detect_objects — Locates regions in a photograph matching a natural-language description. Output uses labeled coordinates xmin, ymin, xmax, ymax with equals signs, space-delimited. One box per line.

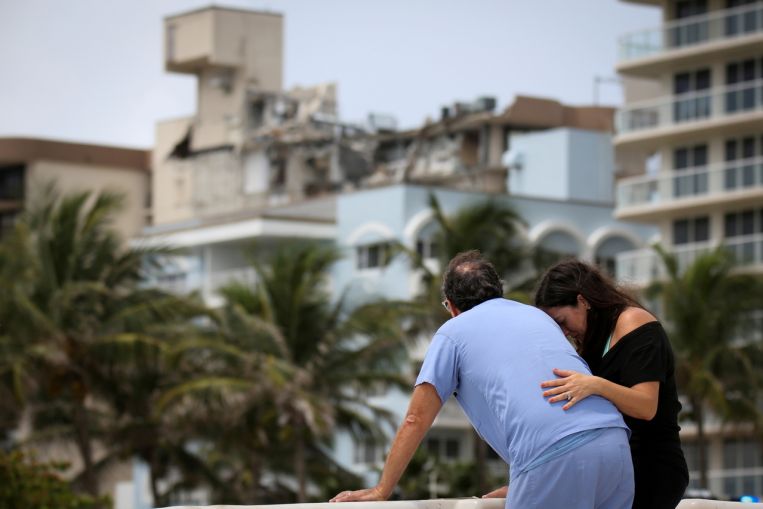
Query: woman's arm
xmin=541 ymin=369 xmax=659 ymax=421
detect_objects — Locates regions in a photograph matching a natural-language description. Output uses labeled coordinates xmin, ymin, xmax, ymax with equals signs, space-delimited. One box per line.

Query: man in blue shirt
xmin=331 ymin=251 xmax=634 ymax=508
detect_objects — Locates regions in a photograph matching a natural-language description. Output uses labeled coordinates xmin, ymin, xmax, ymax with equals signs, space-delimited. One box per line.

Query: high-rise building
xmin=613 ymin=0 xmax=763 ymax=498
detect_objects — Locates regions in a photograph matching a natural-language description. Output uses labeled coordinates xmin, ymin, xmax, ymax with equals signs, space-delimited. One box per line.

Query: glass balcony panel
xmin=617 ymin=79 xmax=763 ymax=135
xmin=620 ymin=3 xmax=763 ymax=61
xmin=614 ymin=236 xmax=763 ymax=284
xmin=617 ymin=158 xmax=763 ymax=212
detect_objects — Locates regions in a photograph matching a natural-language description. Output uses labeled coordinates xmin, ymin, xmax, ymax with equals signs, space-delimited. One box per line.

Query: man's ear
xmin=447 ymin=299 xmax=461 ymax=317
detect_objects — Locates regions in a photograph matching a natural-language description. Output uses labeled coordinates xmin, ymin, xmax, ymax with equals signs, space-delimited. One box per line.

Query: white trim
xmin=403 ymin=209 xmax=436 ymax=247
xmin=346 ymin=222 xmax=396 ymax=246
xmin=529 ymin=220 xmax=586 ymax=247
xmin=529 ymin=220 xmax=588 ymax=260
xmin=589 ymin=227 xmax=644 ymax=254
xmin=135 ymin=218 xmax=335 ymax=248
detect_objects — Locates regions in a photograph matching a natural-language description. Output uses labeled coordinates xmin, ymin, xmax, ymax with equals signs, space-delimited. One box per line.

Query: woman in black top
xmin=534 ymin=259 xmax=688 ymax=509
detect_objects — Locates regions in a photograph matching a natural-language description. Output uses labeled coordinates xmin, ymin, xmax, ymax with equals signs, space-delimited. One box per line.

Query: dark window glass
xmin=727 ymin=62 xmax=740 ymax=85
xmin=674 ymin=73 xmax=691 ymax=95
xmin=743 ymin=137 xmax=755 ymax=159
xmin=367 ymin=245 xmax=380 ymax=268
xmin=725 ymin=213 xmax=738 ymax=238
xmin=693 ymin=145 xmax=708 ymax=166
xmin=674 ymin=147 xmax=689 ymax=169
xmin=726 ymin=139 xmax=738 ymax=160
xmin=674 ymin=219 xmax=690 ymax=245
xmin=0 ymin=165 xmax=25 ymax=201
xmin=695 ymin=216 xmax=710 ymax=242
xmin=742 ymin=210 xmax=755 ymax=235
xmin=696 ymin=69 xmax=711 ymax=90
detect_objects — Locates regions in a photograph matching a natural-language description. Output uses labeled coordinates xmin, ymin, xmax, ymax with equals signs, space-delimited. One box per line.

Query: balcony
xmin=616 ymin=233 xmax=763 ymax=285
xmin=616 ymin=157 xmax=763 ymax=221
xmin=615 ymin=79 xmax=763 ymax=148
xmin=618 ymin=3 xmax=763 ymax=76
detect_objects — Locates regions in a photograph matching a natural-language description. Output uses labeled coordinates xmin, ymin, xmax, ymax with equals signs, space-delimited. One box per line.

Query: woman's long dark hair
xmin=534 ymin=259 xmax=642 ymax=372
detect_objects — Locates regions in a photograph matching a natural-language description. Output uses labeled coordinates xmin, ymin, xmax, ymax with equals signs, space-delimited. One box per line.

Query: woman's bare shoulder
xmin=617 ymin=307 xmax=658 ymax=335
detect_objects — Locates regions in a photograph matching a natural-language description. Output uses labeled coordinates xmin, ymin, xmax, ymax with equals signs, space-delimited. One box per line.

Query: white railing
xmin=160 ymin=497 xmax=763 ymax=509
xmin=616 ymin=78 xmax=763 ymax=135
xmin=619 ymin=2 xmax=763 ymax=61
xmin=616 ymin=234 xmax=763 ymax=284
xmin=616 ymin=157 xmax=763 ymax=209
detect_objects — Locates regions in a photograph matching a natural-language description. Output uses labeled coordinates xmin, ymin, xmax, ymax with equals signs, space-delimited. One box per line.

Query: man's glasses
xmin=441 ymin=300 xmax=450 ymax=311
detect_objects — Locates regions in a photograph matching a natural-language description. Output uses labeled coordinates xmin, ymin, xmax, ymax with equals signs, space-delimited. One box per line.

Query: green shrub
xmin=0 ymin=450 xmax=111 ymax=509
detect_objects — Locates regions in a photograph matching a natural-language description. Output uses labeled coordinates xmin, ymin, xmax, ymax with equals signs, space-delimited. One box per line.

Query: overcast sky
xmin=0 ymin=0 xmax=659 ymax=149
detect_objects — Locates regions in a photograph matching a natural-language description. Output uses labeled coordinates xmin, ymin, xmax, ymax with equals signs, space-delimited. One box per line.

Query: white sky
xmin=0 ymin=0 xmax=660 ymax=149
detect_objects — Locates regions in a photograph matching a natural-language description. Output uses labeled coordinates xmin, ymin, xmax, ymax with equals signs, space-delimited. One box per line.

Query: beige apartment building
xmin=0 ymin=137 xmax=150 ymax=239
xmin=613 ymin=0 xmax=763 ymax=499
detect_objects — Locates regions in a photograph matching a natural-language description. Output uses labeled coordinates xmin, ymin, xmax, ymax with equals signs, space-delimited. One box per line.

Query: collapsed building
xmin=151 ymin=6 xmax=615 ymax=232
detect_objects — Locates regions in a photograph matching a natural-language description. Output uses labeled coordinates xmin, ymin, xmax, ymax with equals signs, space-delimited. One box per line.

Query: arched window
xmin=594 ymin=236 xmax=637 ymax=277
xmin=535 ymin=230 xmax=582 ymax=269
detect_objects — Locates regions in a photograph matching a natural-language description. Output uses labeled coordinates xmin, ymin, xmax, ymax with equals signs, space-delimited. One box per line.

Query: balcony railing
xmin=619 ymin=2 xmax=763 ymax=61
xmin=616 ymin=233 xmax=763 ymax=284
xmin=617 ymin=78 xmax=763 ymax=135
xmin=617 ymin=157 xmax=763 ymax=210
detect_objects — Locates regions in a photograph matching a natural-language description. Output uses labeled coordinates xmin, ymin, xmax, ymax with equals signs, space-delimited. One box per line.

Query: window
xmin=671 ymin=0 xmax=708 ymax=47
xmin=724 ymin=207 xmax=763 ymax=264
xmin=416 ymin=238 xmax=439 ymax=260
xmin=725 ymin=0 xmax=761 ymax=37
xmin=724 ymin=135 xmax=763 ymax=190
xmin=672 ymin=216 xmax=710 ymax=245
xmin=725 ymin=58 xmax=763 ymax=113
xmin=356 ymin=242 xmax=392 ymax=270
xmin=594 ymin=236 xmax=637 ymax=277
xmin=673 ymin=144 xmax=708 ymax=197
xmin=673 ymin=69 xmax=711 ymax=123
xmin=0 ymin=164 xmax=25 ymax=200
xmin=725 ymin=208 xmax=763 ymax=238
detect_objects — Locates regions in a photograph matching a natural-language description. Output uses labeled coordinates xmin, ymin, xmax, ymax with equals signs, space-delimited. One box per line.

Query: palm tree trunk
xmin=693 ymin=398 xmax=709 ymax=489
xmin=73 ymin=401 xmax=98 ymax=496
xmin=295 ymin=422 xmax=307 ymax=502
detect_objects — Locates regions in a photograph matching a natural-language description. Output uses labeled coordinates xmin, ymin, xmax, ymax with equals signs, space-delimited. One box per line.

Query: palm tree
xmin=648 ymin=245 xmax=763 ymax=489
xmin=1 ymin=184 xmax=199 ymax=498
xmin=0 ymin=223 xmax=39 ymax=444
xmin=160 ymin=241 xmax=412 ymax=502
xmin=404 ymin=193 xmax=532 ymax=333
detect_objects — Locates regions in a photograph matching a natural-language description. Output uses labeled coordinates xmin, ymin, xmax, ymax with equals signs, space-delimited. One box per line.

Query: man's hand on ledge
xmin=481 ymin=485 xmax=508 ymax=498
xmin=330 ymin=486 xmax=387 ymax=503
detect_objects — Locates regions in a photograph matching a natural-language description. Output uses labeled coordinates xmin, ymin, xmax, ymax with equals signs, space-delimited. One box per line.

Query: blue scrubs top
xmin=415 ymin=298 xmax=628 ymax=480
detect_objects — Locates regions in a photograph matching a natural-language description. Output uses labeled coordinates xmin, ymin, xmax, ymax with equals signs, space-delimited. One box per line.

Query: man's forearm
xmin=376 ymin=384 xmax=443 ymax=498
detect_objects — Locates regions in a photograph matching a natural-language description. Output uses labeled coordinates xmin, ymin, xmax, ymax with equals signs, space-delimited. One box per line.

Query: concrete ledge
xmin=160 ymin=497 xmax=763 ymax=509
